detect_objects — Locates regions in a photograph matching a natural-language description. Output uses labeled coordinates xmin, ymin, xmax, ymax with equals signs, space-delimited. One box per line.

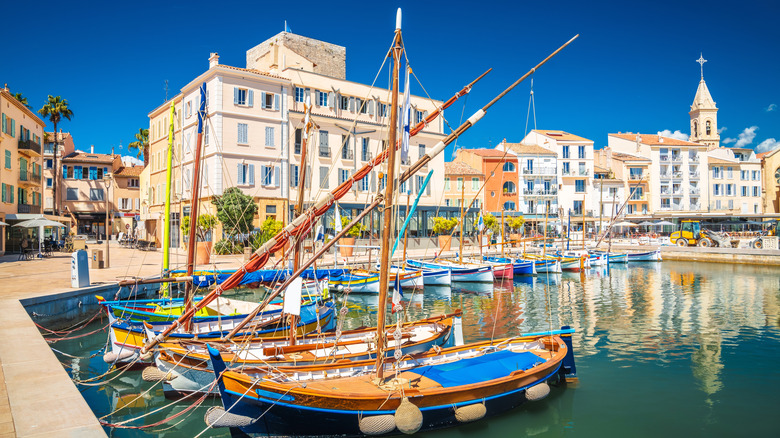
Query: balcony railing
xmin=671 ymin=155 xmax=682 ymax=162
xmin=19 ymin=172 xmax=41 ymax=183
xmin=319 ymin=147 xmax=331 ymax=158
xmin=690 ymin=203 xmax=701 ymax=210
xmin=673 ymin=171 xmax=683 ymax=179
xmin=689 ymin=187 xmax=700 ymax=195
xmin=689 ymin=172 xmax=700 ymax=179
xmin=660 ymin=155 xmax=670 ymax=161
xmin=523 ymin=166 xmax=556 ymax=175
xmin=18 ymin=139 xmax=42 ymax=156
xmin=579 ymin=169 xmax=590 ymax=176
xmin=629 ymin=173 xmax=645 ymax=180
xmin=661 ymin=173 xmax=672 ymax=179
xmin=562 ymin=169 xmax=576 ymax=176
xmin=689 ymin=155 xmax=699 ymax=162
xmin=341 ymin=150 xmax=354 ymax=160
xmin=17 ymin=204 xmax=41 ymax=214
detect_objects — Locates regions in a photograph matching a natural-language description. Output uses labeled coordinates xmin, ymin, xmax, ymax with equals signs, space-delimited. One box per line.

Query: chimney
xmin=209 ymin=52 xmax=219 ymax=68
xmin=111 ymin=146 xmax=115 ymax=156
xmin=90 ymin=144 xmax=94 ymax=153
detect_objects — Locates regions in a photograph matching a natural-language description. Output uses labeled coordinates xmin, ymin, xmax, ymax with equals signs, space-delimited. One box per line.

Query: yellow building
xmin=43 ymin=131 xmax=75 ymax=215
xmin=759 ymin=148 xmax=780 ymax=214
xmin=1 ymin=86 xmax=46 ymax=254
xmin=706 ymin=147 xmax=762 ymax=215
xmin=444 ymin=161 xmax=484 ymax=209
xmin=60 ymin=151 xmax=122 ymax=239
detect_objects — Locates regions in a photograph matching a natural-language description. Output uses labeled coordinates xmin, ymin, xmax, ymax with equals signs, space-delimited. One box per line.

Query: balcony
xmin=629 ymin=173 xmax=645 ymax=180
xmin=689 ymin=187 xmax=700 ymax=195
xmin=660 ymin=155 xmax=670 ymax=162
xmin=689 ymin=154 xmax=699 ymax=162
xmin=672 ymin=171 xmax=683 ymax=179
xmin=17 ymin=204 xmax=41 ymax=214
xmin=690 ymin=203 xmax=701 ymax=210
xmin=672 ymin=189 xmax=683 ymax=196
xmin=689 ymin=172 xmax=700 ymax=179
xmin=660 ymin=173 xmax=672 ymax=179
xmin=523 ymin=166 xmax=556 ymax=175
xmin=629 ymin=194 xmax=647 ymax=202
xmin=562 ymin=169 xmax=577 ymax=176
xmin=671 ymin=155 xmax=682 ymax=163
xmin=18 ymin=139 xmax=42 ymax=156
xmin=362 ymin=152 xmax=373 ymax=162
xmin=341 ymin=150 xmax=354 ymax=161
xmin=319 ymin=147 xmax=331 ymax=158
xmin=579 ymin=169 xmax=590 ymax=176
xmin=19 ymin=172 xmax=42 ymax=185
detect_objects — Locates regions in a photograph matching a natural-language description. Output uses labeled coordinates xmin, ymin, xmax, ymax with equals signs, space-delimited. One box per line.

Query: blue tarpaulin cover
xmin=411 ymin=350 xmax=542 ymax=388
xmin=172 ymin=269 xmax=349 ymax=287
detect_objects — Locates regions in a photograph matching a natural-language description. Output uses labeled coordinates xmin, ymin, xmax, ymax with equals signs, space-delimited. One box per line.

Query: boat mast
xmin=288 ymin=95 xmax=313 ymax=346
xmin=375 ymin=9 xmax=403 ymax=381
xmin=161 ymin=101 xmax=176 ymax=297
xmin=402 ymin=191 xmax=410 ymax=263
xmin=581 ymin=198 xmax=585 ymax=250
xmin=459 ymin=182 xmax=465 ymax=263
xmin=183 ymin=83 xmax=207 ymax=329
xmin=501 ymin=210 xmax=505 ymax=258
xmin=542 ymin=204 xmax=548 ymax=259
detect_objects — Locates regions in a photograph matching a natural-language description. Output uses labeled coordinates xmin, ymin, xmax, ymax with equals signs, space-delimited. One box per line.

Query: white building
xmin=496 ymin=141 xmax=558 ymax=217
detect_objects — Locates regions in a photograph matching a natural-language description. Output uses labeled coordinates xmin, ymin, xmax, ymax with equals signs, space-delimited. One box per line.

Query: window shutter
xmin=10 ymin=119 xmax=14 ymax=137
xmin=1 ymin=114 xmax=5 ymax=133
xmin=135 ymin=198 xmax=140 ymax=210
xmin=234 ymin=87 xmax=239 ymax=104
xmin=248 ymin=90 xmax=254 ymax=107
xmin=328 ymin=92 xmax=334 ymax=109
xmin=368 ymin=100 xmax=375 ymax=116
xmin=237 ymin=163 xmax=244 ymax=184
xmin=290 ymin=164 xmax=296 ymax=187
xmin=260 ymin=92 xmax=267 ymax=109
xmin=349 ymin=97 xmax=355 ymax=112
xmin=248 ymin=164 xmax=255 ymax=185
xmin=274 ymin=94 xmax=280 ymax=111
xmin=274 ymin=166 xmax=280 ymax=187
xmin=427 ymin=181 xmax=431 ymax=196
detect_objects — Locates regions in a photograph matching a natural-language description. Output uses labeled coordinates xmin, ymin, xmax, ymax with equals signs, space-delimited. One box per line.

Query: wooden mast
xmin=581 ymin=198 xmax=585 ymax=250
xmin=501 ymin=210 xmax=505 ymax=258
xmin=375 ymin=9 xmax=403 ymax=381
xmin=542 ymin=204 xmax=548 ymax=259
xmin=183 ymin=83 xmax=207 ymax=330
xmin=459 ymin=182 xmax=465 ymax=264
xmin=288 ymin=95 xmax=313 ymax=346
xmin=402 ymin=191 xmax=410 ymax=263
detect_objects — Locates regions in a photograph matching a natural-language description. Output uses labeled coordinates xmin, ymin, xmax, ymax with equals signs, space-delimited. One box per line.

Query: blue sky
xmin=2 ymin=0 xmax=778 ymax=163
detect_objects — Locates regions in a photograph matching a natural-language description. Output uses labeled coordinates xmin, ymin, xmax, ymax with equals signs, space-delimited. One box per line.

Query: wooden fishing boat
xmin=204 ymin=328 xmax=577 ymax=436
xmin=328 ymin=271 xmax=381 ymax=293
xmin=356 ymin=267 xmax=424 ymax=290
xmin=484 ymin=256 xmax=536 ymax=276
xmin=394 ymin=265 xmax=451 ymax=286
xmin=151 ymin=313 xmax=457 ymax=396
xmin=591 ymin=251 xmax=627 ymax=264
xmin=407 ymin=259 xmax=493 ymax=282
xmin=97 ymin=295 xmax=291 ymax=323
xmin=627 ymin=249 xmax=662 ymax=262
xmin=465 ymin=257 xmax=513 ymax=279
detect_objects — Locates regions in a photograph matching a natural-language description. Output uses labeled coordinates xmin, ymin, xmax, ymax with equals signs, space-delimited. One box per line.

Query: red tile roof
xmin=532 ymin=130 xmax=591 ymax=142
xmin=114 ymin=165 xmax=144 ymax=177
xmin=610 ymin=133 xmax=701 ymax=146
xmin=504 ymin=143 xmax=557 ymax=156
xmin=461 ymin=148 xmax=517 ymax=159
xmin=445 ymin=161 xmax=483 ymax=176
xmin=62 ymin=152 xmax=117 ymax=164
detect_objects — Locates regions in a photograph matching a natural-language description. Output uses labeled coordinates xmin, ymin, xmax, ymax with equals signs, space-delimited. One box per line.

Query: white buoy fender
xmin=204 ymin=406 xmax=255 ymax=428
xmin=141 ymin=366 xmax=174 ymax=382
xmin=358 ymin=414 xmax=396 ymax=435
xmin=454 ymin=403 xmax=486 ymax=422
xmin=103 ymin=349 xmax=135 ymax=364
xmin=394 ymin=397 xmax=423 ymax=434
xmin=525 ymin=381 xmax=550 ymax=401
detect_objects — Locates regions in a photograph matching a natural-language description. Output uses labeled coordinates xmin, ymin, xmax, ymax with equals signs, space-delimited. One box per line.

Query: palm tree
xmin=12 ymin=93 xmax=31 ymax=110
xmin=38 ymin=96 xmax=73 ymax=216
xmin=128 ymin=128 xmax=150 ymax=166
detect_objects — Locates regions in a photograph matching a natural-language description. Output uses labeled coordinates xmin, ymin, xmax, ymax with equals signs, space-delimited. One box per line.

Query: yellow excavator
xmin=749 ymin=219 xmax=779 ymax=249
xmin=670 ymin=220 xmax=739 ymax=248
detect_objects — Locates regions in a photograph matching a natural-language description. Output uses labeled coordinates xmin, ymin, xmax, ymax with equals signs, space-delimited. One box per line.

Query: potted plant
xmin=251 ymin=217 xmax=286 ymax=259
xmin=336 ymin=215 xmax=366 ymax=257
xmin=507 ymin=216 xmax=526 ymax=247
xmin=432 ymin=216 xmax=458 ymax=252
xmin=180 ymin=213 xmax=219 ymax=264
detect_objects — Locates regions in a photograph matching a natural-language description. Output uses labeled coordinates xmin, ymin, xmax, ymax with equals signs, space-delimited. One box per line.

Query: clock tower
xmin=689 ymin=54 xmax=720 ymax=148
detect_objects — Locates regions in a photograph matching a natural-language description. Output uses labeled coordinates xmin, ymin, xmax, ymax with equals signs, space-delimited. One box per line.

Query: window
xmin=631 ymin=187 xmax=643 ymax=200
xmin=266 ymin=205 xmax=277 ymax=214
xmin=573 ymin=200 xmax=583 ymax=215
xmin=46 ymin=178 xmax=53 ymax=188
xmin=418 ymin=144 xmax=425 ymax=160
xmin=415 ymin=109 xmax=424 ymax=125
xmin=578 ymin=145 xmax=585 ymax=159
xmin=66 ymin=188 xmax=78 ymax=201
xmin=234 ymin=87 xmax=253 ymax=106
xmin=339 ymin=95 xmax=349 ymax=110
xmin=319 ymin=131 xmax=329 ymax=156
xmin=128 ymin=178 xmax=139 ymax=188
xmin=45 ymin=159 xmax=52 ymax=169
xmin=579 ymin=162 xmax=586 ymax=175
xmin=236 ymin=123 xmax=248 ymax=144
xmin=503 ymin=201 xmax=516 ymax=211
xmin=726 ymin=184 xmax=734 ymax=196
xmin=726 ymin=167 xmax=733 ymax=178
xmin=295 ymin=87 xmax=306 ymax=103
xmin=205 ymin=125 xmax=209 ymax=146
xmin=502 ymin=162 xmax=515 ymax=172
xmin=562 ymin=162 xmax=570 ymax=174
xmin=320 ymin=166 xmax=329 ymax=188
xmin=741 ymin=186 xmax=748 ymax=197
xmin=265 ymin=127 xmax=275 ymax=147
xmin=359 ymin=175 xmax=369 ymax=192
xmin=378 ymin=103 xmax=387 ymax=118
xmin=237 ymin=163 xmax=255 ymax=185
xmin=262 ymin=92 xmax=278 ymax=110
xmin=713 ymin=167 xmax=721 ymax=179
xmin=290 ymin=164 xmax=299 ymax=187
xmin=444 ymin=178 xmax=450 ymax=191
xmin=575 ymin=179 xmax=585 ymax=193
xmin=89 ymin=188 xmax=104 ymax=201
xmin=362 ymin=138 xmax=370 ymax=161
xmin=357 ymin=98 xmax=366 ymax=114
xmin=294 ymin=129 xmax=302 ymax=154
xmin=713 ymin=184 xmax=721 ymax=196
xmin=339 ymin=169 xmax=350 ymax=185
xmin=4 ymin=150 xmax=11 ymax=169
xmin=706 ymin=120 xmax=712 ymax=135
xmin=456 ymin=177 xmax=463 ymax=190
xmin=741 ymin=170 xmax=748 ymax=180
xmin=262 ymin=166 xmax=274 ymax=186
xmin=502 ymin=181 xmax=516 ymax=193
xmin=89 ymin=166 xmax=98 ymax=180
xmin=752 ymin=170 xmax=760 ymax=180
xmin=753 ymin=186 xmax=760 ymax=197
xmin=316 ymin=90 xmax=329 ymax=107
xmin=562 ymin=146 xmax=570 ymax=159
xmin=341 ymin=135 xmax=351 ymax=159
xmin=472 ymin=177 xmax=479 ymax=190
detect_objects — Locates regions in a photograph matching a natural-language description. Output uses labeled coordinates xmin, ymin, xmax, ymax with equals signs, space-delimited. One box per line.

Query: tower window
xmin=693 ymin=121 xmax=698 ymax=137
xmin=706 ymin=121 xmax=712 ymax=135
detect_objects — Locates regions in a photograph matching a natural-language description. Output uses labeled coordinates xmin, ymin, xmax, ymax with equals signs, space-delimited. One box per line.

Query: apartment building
xmin=60 ymin=152 xmax=123 ymax=238
xmin=759 ymin=148 xmax=780 ymax=214
xmin=497 ymin=141 xmax=558 ymax=217
xmin=141 ymin=32 xmax=449 ymax=244
xmin=1 ymin=86 xmax=46 ymax=253
xmin=112 ymin=164 xmax=142 ymax=234
xmin=707 ymin=147 xmax=762 ymax=215
xmin=591 ymin=165 xmax=625 ymax=224
xmin=453 ymin=148 xmax=518 ymax=214
xmin=443 ymin=161 xmax=483 ymax=209
xmin=520 ymin=130 xmax=594 ymax=217
xmin=597 ymin=148 xmax=652 ymax=217
xmin=608 ymin=133 xmax=709 ymax=214
xmin=43 ymin=131 xmax=75 ymax=215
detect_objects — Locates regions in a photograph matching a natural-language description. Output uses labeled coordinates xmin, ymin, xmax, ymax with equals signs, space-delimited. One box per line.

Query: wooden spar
xmin=581 ymin=198 xmax=585 ymax=250
xmin=183 ymin=83 xmax=207 ymax=330
xmin=375 ymin=20 xmax=402 ymax=381
xmin=117 ymin=276 xmax=193 ymax=287
xmin=402 ymin=191 xmax=410 ymax=263
xmin=288 ymin=96 xmax=313 ymax=346
xmin=139 ymin=37 xmax=576 ymax=353
xmin=160 ymin=101 xmax=176 ymax=298
xmin=459 ymin=183 xmax=465 ymax=264
xmin=595 ymin=175 xmax=645 ymax=248
xmin=542 ymin=204 xmax=548 ymax=259
xmin=501 ymin=210 xmax=505 ymax=258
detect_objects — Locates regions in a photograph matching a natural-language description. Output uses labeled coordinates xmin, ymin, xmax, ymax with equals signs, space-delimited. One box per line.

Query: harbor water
xmin=50 ymin=260 xmax=780 ymax=437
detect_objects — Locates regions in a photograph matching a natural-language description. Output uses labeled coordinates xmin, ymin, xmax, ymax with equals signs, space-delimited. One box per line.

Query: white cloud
xmin=718 ymin=126 xmax=727 ymax=134
xmin=734 ymin=126 xmax=758 ymax=147
xmin=657 ymin=129 xmax=689 ymax=141
xmin=766 ymin=103 xmax=777 ymax=112
xmin=756 ymin=138 xmax=780 ymax=153
xmin=122 ymin=155 xmax=143 ymax=166
xmin=722 ymin=137 xmax=736 ymax=144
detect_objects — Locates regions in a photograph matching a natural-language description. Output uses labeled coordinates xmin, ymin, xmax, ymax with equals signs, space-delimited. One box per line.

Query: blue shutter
xmin=274 ymin=94 xmax=280 ymax=111
xmin=1 ymin=113 xmax=5 ymax=133
xmin=274 ymin=166 xmax=280 ymax=187
xmin=248 ymin=90 xmax=254 ymax=107
xmin=234 ymin=87 xmax=239 ymax=104
xmin=10 ymin=119 xmax=15 ymax=137
xmin=237 ymin=163 xmax=244 ymax=184
xmin=259 ymin=92 xmax=266 ymax=109
xmin=248 ymin=164 xmax=255 ymax=185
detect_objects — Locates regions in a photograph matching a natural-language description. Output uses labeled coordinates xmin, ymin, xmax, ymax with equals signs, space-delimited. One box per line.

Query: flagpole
xmin=160 ymin=101 xmax=175 ymax=297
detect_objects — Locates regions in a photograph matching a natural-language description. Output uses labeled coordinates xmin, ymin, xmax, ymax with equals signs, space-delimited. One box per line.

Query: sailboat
xmin=199 ymin=10 xmax=579 ymax=436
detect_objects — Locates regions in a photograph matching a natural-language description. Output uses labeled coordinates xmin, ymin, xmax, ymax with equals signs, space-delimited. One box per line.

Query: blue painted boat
xmin=407 ymin=259 xmax=493 ymax=282
xmin=484 ymin=256 xmax=536 ymax=275
xmin=627 ymin=249 xmax=662 ymax=262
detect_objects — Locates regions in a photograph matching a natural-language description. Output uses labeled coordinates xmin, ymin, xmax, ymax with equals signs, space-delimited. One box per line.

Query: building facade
xmin=1 ymin=87 xmax=46 ymax=253
xmin=443 ymin=161 xmax=484 ymax=209
xmin=60 ymin=152 xmax=123 ymax=239
xmin=453 ymin=148 xmax=518 ymax=215
xmin=759 ymin=149 xmax=780 ymax=214
xmin=497 ymin=141 xmax=558 ymax=217
xmin=43 ymin=131 xmax=75 ymax=215
xmin=597 ymin=148 xmax=652 ymax=217
xmin=706 ymin=147 xmax=762 ymax=215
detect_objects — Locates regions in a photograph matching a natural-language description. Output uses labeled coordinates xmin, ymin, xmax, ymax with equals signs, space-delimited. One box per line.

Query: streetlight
xmin=103 ymin=172 xmax=112 ymax=268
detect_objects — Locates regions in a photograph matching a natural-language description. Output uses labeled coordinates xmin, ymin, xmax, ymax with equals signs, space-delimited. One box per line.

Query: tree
xmin=38 ymin=96 xmax=73 ymax=216
xmin=432 ymin=217 xmax=458 ymax=235
xmin=128 ymin=128 xmax=150 ymax=166
xmin=12 ymin=93 xmax=31 ymax=110
xmin=252 ymin=217 xmax=284 ymax=250
xmin=507 ymin=216 xmax=526 ymax=233
xmin=213 ymin=187 xmax=258 ymax=238
xmin=335 ymin=215 xmax=366 ymax=237
xmin=180 ymin=213 xmax=218 ymax=242
xmin=482 ymin=213 xmax=501 ymax=236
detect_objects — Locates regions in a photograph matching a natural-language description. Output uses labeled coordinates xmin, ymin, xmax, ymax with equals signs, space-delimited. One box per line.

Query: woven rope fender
xmin=394 ymin=397 xmax=423 ymax=434
xmin=103 ymin=349 xmax=135 ymax=364
xmin=525 ymin=381 xmax=550 ymax=402
xmin=454 ymin=403 xmax=486 ymax=423
xmin=204 ymin=406 xmax=255 ymax=428
xmin=358 ymin=414 xmax=396 ymax=435
xmin=141 ymin=366 xmax=174 ymax=382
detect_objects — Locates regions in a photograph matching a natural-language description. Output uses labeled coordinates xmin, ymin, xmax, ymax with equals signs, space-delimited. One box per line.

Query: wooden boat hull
xmin=524 ymin=259 xmax=562 ymax=273
xmin=560 ymin=257 xmax=588 ymax=272
xmin=627 ymin=249 xmax=662 ymax=262
xmin=608 ymin=253 xmax=628 ymax=263
xmin=421 ymin=268 xmax=451 ymax=286
xmin=484 ymin=257 xmax=536 ymax=276
xmin=329 ymin=273 xmax=380 ymax=293
xmin=490 ymin=263 xmax=514 ymax=279
xmin=407 ymin=260 xmax=493 ymax=282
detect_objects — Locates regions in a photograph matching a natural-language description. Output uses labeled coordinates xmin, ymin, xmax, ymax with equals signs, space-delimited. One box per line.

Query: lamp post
xmin=103 ymin=172 xmax=112 ymax=268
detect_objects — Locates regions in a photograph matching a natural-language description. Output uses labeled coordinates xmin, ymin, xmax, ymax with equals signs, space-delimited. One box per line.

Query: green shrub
xmin=251 ymin=217 xmax=284 ymax=250
xmin=432 ymin=217 xmax=458 ymax=235
xmin=214 ymin=239 xmax=244 ymax=255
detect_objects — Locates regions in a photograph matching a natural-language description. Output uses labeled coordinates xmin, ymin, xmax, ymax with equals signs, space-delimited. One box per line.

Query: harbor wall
xmin=660 ymin=246 xmax=780 ymax=266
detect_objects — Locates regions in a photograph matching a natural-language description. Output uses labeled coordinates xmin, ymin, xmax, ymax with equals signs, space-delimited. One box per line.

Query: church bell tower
xmin=689 ymin=54 xmax=720 ymax=148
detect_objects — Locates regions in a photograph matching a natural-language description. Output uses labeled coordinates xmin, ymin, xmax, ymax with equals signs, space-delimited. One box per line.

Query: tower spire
xmin=696 ymin=53 xmax=707 ymax=78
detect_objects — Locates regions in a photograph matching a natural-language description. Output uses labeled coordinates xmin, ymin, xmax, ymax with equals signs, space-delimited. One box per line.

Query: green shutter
xmin=9 ymin=185 xmax=13 ymax=204
xmin=9 ymin=119 xmax=14 ymax=137
xmin=1 ymin=113 xmax=5 ymax=133
xmin=4 ymin=150 xmax=10 ymax=169
xmin=1 ymin=183 xmax=5 ymax=203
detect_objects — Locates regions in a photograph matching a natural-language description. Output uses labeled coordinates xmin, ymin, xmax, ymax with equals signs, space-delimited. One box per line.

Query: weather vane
xmin=696 ymin=53 xmax=707 ymax=78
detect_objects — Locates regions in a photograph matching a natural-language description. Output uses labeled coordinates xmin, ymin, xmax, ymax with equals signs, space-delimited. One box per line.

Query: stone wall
xmin=246 ymin=32 xmax=346 ymax=79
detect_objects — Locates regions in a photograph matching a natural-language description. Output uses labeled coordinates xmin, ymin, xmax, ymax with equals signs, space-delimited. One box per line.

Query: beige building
xmin=498 ymin=141 xmax=559 ymax=217
xmin=759 ymin=148 xmax=780 ymax=214
xmin=597 ymin=148 xmax=652 ymax=216
xmin=60 ymin=151 xmax=123 ymax=238
xmin=141 ymin=31 xmax=449 ymax=245
xmin=112 ymin=164 xmax=142 ymax=235
xmin=706 ymin=147 xmax=762 ymax=215
xmin=43 ymin=131 xmax=75 ymax=215
xmin=443 ymin=161 xmax=484 ymax=209
xmin=1 ymin=86 xmax=46 ymax=253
